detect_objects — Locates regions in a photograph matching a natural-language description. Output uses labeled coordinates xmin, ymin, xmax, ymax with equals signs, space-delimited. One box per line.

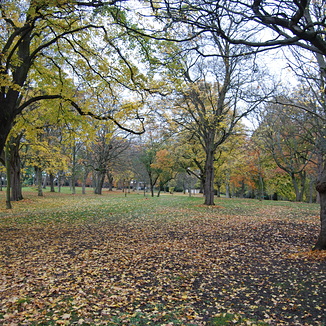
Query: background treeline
xmin=1 ymin=94 xmax=320 ymax=203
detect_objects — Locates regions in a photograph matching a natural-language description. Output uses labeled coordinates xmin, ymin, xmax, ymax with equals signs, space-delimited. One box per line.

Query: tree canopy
xmin=0 ymin=0 xmax=153 ymax=157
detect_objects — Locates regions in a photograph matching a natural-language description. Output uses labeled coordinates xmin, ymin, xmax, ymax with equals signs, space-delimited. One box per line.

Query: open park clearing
xmin=0 ymin=190 xmax=325 ymax=325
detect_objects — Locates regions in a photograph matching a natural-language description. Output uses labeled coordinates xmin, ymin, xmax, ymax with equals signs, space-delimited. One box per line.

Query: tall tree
xmin=142 ymin=0 xmax=326 ymax=248
xmin=167 ymin=47 xmax=267 ymax=205
xmin=0 ymin=0 xmax=147 ymax=158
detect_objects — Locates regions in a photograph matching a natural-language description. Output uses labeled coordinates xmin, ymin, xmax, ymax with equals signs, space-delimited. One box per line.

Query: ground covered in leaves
xmin=0 ymin=189 xmax=325 ymax=325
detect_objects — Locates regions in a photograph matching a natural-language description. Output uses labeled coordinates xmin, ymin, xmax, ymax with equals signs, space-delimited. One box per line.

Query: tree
xmin=83 ymin=123 xmax=130 ymax=195
xmin=151 ymin=148 xmax=178 ymax=196
xmin=146 ymin=0 xmax=325 ymax=55
xmin=143 ymin=0 xmax=326 ymax=248
xmin=168 ymin=52 xmax=266 ymax=205
xmin=0 ymin=0 xmax=147 ymax=159
xmin=213 ymin=133 xmax=258 ymax=199
xmin=256 ymin=100 xmax=316 ymax=202
xmin=138 ymin=142 xmax=161 ymax=197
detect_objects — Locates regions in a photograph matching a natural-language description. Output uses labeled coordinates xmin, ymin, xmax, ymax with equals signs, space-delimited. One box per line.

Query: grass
xmin=0 ymin=188 xmax=325 ymax=325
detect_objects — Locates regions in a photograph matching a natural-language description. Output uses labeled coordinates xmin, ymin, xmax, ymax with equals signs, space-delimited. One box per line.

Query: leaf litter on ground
xmin=0 ymin=190 xmax=325 ymax=325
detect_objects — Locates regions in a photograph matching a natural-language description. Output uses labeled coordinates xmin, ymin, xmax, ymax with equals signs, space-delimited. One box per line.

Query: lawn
xmin=0 ymin=189 xmax=325 ymax=325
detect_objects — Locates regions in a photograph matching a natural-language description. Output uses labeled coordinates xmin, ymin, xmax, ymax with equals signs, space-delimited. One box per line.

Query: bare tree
xmin=141 ymin=0 xmax=326 ymax=249
xmin=85 ymin=125 xmax=130 ymax=195
xmin=167 ymin=33 xmax=269 ymax=205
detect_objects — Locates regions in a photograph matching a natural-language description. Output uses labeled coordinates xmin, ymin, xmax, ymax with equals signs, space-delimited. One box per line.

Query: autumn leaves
xmin=0 ymin=192 xmax=325 ymax=325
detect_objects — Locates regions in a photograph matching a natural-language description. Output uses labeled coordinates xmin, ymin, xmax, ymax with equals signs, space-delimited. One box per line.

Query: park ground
xmin=0 ymin=188 xmax=326 ymax=325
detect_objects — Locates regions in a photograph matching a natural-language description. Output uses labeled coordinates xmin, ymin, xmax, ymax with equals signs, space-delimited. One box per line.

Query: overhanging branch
xmin=15 ymin=94 xmax=146 ymax=135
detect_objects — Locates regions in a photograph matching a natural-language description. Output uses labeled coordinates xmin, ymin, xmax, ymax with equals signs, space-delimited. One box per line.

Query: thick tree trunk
xmin=5 ymin=144 xmax=12 ymax=209
xmin=9 ymin=139 xmax=23 ymax=201
xmin=0 ymin=116 xmax=14 ymax=161
xmin=204 ymin=150 xmax=215 ymax=205
xmin=49 ymin=173 xmax=55 ymax=192
xmin=291 ymin=173 xmax=301 ymax=201
xmin=314 ymin=167 xmax=326 ymax=250
xmin=94 ymin=172 xmax=105 ymax=194
xmin=298 ymin=171 xmax=306 ymax=202
xmin=291 ymin=171 xmax=306 ymax=202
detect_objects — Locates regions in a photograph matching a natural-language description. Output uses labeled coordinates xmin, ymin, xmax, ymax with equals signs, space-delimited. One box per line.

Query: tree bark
xmin=150 ymin=183 xmax=155 ymax=197
xmin=58 ymin=172 xmax=62 ymax=193
xmin=204 ymin=150 xmax=215 ymax=205
xmin=314 ymin=167 xmax=326 ymax=250
xmin=107 ymin=172 xmax=114 ymax=191
xmin=35 ymin=167 xmax=43 ymax=197
xmin=290 ymin=172 xmax=305 ymax=202
xmin=94 ymin=171 xmax=105 ymax=194
xmin=5 ymin=143 xmax=12 ymax=209
xmin=9 ymin=138 xmax=23 ymax=201
xmin=49 ymin=173 xmax=55 ymax=192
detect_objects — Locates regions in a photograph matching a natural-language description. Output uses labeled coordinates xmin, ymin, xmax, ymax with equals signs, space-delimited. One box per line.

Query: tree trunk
xmin=216 ymin=181 xmax=221 ymax=197
xmin=259 ymin=173 xmax=264 ymax=201
xmin=298 ymin=171 xmax=306 ymax=202
xmin=225 ymin=181 xmax=230 ymax=198
xmin=9 ymin=138 xmax=23 ymax=201
xmin=94 ymin=172 xmax=105 ymax=194
xmin=204 ymin=150 xmax=215 ymax=205
xmin=107 ymin=172 xmax=114 ymax=191
xmin=58 ymin=172 xmax=62 ymax=193
xmin=49 ymin=173 xmax=55 ymax=192
xmin=150 ymin=183 xmax=155 ymax=197
xmin=314 ymin=167 xmax=326 ymax=250
xmin=157 ymin=182 xmax=162 ymax=197
xmin=5 ymin=143 xmax=12 ymax=209
xmin=291 ymin=173 xmax=302 ymax=202
xmin=42 ymin=174 xmax=47 ymax=189
xmin=0 ymin=116 xmax=14 ymax=162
